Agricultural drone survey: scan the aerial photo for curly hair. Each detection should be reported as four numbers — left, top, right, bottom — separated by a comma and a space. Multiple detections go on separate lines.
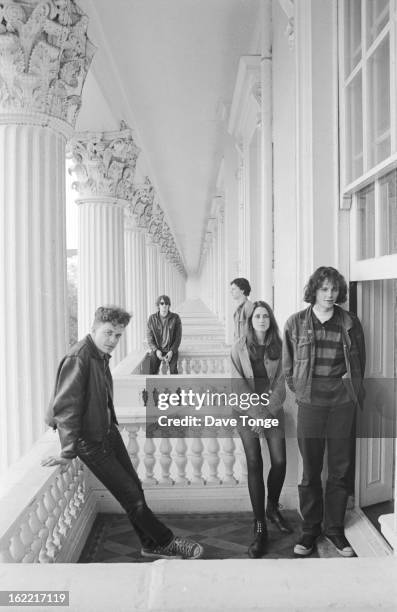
231, 277, 251, 296
92, 305, 131, 329
303, 266, 348, 305
246, 300, 282, 360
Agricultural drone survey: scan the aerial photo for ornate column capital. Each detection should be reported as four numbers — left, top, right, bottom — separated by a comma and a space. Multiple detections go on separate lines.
69, 123, 140, 201
130, 177, 154, 228
0, 0, 95, 134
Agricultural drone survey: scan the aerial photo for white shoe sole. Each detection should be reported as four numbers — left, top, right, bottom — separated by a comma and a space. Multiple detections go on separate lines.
141, 549, 182, 559
325, 537, 355, 557
293, 543, 315, 556
141, 543, 203, 560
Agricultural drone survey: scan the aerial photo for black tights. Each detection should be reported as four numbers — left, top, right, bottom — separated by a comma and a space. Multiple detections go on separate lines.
239, 427, 287, 522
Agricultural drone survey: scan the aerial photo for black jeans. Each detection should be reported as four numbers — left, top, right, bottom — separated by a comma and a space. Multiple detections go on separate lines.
297, 402, 356, 537
149, 350, 179, 374
76, 425, 173, 548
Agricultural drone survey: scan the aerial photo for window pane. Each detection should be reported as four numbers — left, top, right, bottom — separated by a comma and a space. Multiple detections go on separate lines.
344, 0, 362, 76
379, 171, 397, 255
366, 0, 389, 47
357, 183, 375, 259
346, 72, 363, 183
368, 35, 390, 167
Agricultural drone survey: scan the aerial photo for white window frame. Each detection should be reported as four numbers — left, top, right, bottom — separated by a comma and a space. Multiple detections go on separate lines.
339, 0, 397, 281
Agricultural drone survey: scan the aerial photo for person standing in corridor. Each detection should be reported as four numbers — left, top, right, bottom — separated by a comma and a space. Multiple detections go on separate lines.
283, 267, 365, 557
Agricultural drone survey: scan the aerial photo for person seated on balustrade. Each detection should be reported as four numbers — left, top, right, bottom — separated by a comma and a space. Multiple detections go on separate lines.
147, 295, 182, 374
42, 305, 203, 560
231, 300, 292, 558
230, 277, 254, 340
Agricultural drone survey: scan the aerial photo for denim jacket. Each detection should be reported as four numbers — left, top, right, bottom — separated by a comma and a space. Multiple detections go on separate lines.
231, 337, 286, 417
282, 305, 366, 407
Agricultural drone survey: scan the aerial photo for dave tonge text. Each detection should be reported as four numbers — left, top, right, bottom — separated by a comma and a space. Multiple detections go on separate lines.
157, 415, 279, 428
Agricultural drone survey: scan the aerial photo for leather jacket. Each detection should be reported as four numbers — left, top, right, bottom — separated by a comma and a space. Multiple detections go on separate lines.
231, 337, 286, 417
46, 334, 116, 458
146, 311, 182, 353
282, 305, 366, 407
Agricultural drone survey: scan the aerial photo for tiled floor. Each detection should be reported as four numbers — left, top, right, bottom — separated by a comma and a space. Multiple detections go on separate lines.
78, 511, 343, 562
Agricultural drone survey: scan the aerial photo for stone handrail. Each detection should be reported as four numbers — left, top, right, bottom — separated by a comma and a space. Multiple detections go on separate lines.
0, 431, 93, 563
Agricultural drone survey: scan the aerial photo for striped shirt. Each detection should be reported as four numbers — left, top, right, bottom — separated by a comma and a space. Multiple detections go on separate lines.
310, 309, 351, 406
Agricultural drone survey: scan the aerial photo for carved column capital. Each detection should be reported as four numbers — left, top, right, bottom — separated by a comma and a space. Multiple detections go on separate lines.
131, 177, 154, 228
69, 124, 140, 200
0, 0, 95, 133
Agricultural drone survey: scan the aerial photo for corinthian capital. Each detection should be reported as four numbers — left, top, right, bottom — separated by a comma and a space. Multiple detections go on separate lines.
69, 124, 140, 200
0, 0, 95, 129
131, 177, 154, 228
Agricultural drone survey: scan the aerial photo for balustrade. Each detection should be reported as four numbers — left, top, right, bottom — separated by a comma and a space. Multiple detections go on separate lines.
0, 441, 89, 564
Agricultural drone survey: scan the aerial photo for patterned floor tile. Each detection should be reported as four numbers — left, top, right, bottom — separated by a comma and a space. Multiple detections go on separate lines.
78, 512, 345, 563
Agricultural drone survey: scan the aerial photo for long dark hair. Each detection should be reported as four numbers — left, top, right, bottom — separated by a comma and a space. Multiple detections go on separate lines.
246, 301, 282, 361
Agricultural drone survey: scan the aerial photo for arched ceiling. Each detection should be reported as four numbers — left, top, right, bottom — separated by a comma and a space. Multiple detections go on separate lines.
77, 0, 260, 273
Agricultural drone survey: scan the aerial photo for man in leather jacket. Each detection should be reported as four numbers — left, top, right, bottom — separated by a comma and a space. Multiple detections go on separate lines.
146, 295, 182, 374
283, 267, 365, 559
42, 305, 202, 560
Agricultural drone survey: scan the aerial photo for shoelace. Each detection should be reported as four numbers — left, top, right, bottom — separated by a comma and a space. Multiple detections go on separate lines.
255, 521, 265, 534
168, 536, 197, 556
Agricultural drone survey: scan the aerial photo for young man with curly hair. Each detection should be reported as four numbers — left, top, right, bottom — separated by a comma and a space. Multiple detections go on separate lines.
283, 267, 365, 558
43, 305, 203, 560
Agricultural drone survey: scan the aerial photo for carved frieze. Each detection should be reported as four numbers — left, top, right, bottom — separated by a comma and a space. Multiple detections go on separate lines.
69, 124, 140, 199
0, 0, 95, 126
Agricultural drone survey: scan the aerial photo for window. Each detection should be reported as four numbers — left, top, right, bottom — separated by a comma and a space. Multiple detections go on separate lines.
357, 184, 375, 260
379, 171, 397, 255
342, 0, 392, 184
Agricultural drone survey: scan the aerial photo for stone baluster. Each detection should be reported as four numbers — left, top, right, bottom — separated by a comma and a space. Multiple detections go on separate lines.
50, 481, 65, 553
159, 439, 173, 485
206, 437, 221, 485
190, 438, 205, 485
36, 497, 52, 564
0, 541, 14, 563
28, 505, 44, 563
221, 437, 238, 484
9, 531, 26, 563
125, 424, 141, 472
20, 521, 35, 563
143, 439, 157, 485
43, 487, 58, 561
174, 438, 188, 485
236, 438, 248, 484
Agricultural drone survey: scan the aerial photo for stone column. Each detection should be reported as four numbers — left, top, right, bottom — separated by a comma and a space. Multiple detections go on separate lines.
124, 180, 153, 351
70, 126, 140, 365
146, 236, 159, 315
0, 0, 94, 470
218, 204, 226, 322
124, 216, 147, 352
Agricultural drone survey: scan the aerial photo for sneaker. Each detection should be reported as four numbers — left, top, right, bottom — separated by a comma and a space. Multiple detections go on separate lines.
325, 534, 355, 557
141, 536, 204, 560
293, 533, 317, 556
